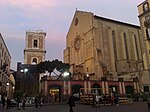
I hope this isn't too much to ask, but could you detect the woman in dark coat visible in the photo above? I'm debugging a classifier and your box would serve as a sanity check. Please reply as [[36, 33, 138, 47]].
[[1, 95, 5, 108], [67, 95, 75, 112]]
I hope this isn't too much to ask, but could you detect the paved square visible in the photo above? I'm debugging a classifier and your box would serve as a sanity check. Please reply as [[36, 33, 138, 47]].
[[0, 102, 148, 112]]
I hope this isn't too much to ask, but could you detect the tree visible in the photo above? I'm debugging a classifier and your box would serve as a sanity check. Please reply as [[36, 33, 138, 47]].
[[37, 59, 70, 79]]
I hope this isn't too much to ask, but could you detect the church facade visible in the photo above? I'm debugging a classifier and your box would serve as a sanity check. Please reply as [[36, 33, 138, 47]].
[[64, 10, 146, 92]]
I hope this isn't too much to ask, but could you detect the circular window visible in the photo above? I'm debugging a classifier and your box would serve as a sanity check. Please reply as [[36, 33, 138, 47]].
[[74, 36, 81, 51]]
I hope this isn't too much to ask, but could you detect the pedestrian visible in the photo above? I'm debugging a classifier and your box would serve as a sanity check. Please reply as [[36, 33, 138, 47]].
[[147, 97, 150, 111], [17, 96, 22, 110], [6, 97, 11, 109], [0, 94, 2, 107], [1, 95, 5, 108], [114, 95, 119, 106], [39, 96, 42, 107], [67, 95, 75, 112], [22, 97, 26, 109], [92, 95, 96, 108], [35, 96, 38, 108], [111, 95, 115, 106]]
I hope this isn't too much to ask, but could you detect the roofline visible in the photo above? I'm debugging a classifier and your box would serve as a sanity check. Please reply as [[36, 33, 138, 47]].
[[137, 0, 147, 7], [94, 15, 140, 29], [0, 33, 11, 58]]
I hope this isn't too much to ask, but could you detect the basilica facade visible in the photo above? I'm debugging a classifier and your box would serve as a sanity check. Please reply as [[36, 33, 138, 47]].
[[64, 10, 146, 92]]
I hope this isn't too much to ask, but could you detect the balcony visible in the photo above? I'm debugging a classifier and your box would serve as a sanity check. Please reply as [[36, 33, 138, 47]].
[[144, 20, 150, 28]]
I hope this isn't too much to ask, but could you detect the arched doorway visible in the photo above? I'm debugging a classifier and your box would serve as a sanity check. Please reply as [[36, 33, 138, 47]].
[[48, 84, 61, 102], [71, 84, 83, 100], [125, 86, 134, 96], [71, 84, 83, 94], [91, 83, 101, 95], [109, 85, 118, 96]]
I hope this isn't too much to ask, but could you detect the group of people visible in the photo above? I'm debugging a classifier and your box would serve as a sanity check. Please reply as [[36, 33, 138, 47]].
[[92, 94, 119, 107], [0, 94, 43, 110], [0, 95, 12, 109], [16, 96, 27, 110], [16, 96, 42, 109]]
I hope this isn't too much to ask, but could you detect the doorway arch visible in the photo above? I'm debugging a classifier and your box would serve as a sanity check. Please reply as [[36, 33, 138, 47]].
[[91, 83, 101, 95], [48, 84, 62, 102], [125, 86, 134, 96], [71, 84, 83, 94]]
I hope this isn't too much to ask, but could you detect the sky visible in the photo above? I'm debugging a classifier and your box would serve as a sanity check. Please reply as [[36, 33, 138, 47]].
[[1, 0, 143, 70]]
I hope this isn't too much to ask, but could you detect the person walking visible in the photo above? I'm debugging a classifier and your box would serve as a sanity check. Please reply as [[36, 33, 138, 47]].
[[0, 94, 2, 107], [147, 97, 150, 111], [22, 97, 26, 109], [6, 97, 11, 109], [1, 95, 5, 108], [67, 95, 75, 112], [17, 96, 22, 110], [92, 95, 96, 108], [35, 96, 38, 108]]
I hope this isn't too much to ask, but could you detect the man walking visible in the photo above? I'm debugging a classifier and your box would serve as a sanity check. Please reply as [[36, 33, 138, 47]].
[[147, 97, 150, 111], [67, 95, 75, 112]]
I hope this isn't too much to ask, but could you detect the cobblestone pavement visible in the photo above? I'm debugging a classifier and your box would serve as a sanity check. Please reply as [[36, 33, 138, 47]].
[[0, 102, 148, 112]]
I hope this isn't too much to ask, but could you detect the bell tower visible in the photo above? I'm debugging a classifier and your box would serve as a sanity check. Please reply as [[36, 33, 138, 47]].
[[24, 30, 46, 64]]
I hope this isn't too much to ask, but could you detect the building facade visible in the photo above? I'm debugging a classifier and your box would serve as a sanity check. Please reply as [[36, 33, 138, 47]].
[[64, 11, 145, 91], [0, 33, 11, 96], [24, 30, 46, 64], [138, 0, 150, 92]]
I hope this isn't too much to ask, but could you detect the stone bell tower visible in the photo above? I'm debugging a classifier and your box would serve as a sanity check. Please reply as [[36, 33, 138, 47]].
[[24, 30, 46, 64]]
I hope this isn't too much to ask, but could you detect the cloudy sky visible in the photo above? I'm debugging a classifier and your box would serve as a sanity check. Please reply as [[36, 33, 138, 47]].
[[1, 0, 143, 70]]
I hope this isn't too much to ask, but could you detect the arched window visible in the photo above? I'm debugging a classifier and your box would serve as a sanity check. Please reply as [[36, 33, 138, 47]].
[[32, 58, 37, 64], [33, 39, 38, 48], [112, 30, 117, 59], [146, 28, 150, 39], [112, 30, 117, 71], [134, 35, 139, 60], [123, 33, 129, 59], [143, 2, 149, 12]]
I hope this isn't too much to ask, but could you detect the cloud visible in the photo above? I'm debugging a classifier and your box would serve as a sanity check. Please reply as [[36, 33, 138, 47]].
[[1, 0, 58, 9]]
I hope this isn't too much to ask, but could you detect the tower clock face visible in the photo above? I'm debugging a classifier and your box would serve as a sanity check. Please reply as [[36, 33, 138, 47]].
[[74, 37, 81, 51]]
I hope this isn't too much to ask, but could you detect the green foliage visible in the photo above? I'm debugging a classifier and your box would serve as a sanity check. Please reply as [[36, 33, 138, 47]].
[[140, 93, 148, 101], [37, 59, 70, 75], [14, 91, 24, 98]]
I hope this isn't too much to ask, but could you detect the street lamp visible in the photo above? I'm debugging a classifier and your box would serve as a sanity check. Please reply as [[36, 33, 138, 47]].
[[6, 82, 9, 98], [21, 68, 28, 73], [63, 72, 70, 77], [20, 68, 28, 94]]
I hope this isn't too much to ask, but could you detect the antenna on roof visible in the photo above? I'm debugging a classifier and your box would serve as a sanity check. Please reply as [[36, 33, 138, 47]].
[[76, 7, 78, 11]]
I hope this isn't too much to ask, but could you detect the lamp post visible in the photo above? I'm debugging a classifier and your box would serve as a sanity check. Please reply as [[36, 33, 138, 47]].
[[6, 82, 9, 98], [20, 68, 28, 94]]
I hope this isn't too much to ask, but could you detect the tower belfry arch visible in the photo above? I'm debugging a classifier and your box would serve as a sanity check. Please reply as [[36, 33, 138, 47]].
[[24, 30, 46, 64]]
